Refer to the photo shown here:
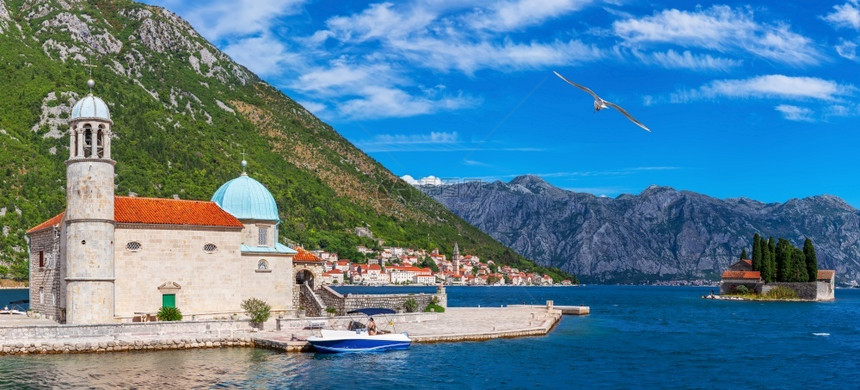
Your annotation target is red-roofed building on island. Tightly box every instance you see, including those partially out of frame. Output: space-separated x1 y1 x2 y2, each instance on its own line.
719 258 835 300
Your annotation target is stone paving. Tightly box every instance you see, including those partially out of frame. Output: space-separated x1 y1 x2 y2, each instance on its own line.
0 304 586 354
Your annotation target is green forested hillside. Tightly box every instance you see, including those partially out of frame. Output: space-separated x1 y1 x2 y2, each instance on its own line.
0 0 573 282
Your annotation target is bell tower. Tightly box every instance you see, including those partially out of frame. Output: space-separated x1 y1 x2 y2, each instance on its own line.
64 79 116 324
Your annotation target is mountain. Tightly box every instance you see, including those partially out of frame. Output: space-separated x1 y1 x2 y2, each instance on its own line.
421 175 860 285
0 0 570 282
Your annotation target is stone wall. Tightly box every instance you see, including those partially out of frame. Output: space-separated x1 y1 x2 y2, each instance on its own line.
28 228 63 321
758 282 832 301
317 286 445 315
0 319 253 340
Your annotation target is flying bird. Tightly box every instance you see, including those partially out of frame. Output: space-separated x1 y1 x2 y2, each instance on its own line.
553 71 651 132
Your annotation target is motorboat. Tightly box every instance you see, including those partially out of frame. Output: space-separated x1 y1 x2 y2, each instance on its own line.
307 308 411 353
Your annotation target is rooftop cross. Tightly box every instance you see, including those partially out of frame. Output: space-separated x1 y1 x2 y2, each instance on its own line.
240 150 247 175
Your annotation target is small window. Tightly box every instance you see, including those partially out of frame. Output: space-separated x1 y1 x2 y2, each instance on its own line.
258 227 268 246
126 241 142 251
39 287 44 304
39 251 45 268
256 259 271 273
203 243 217 253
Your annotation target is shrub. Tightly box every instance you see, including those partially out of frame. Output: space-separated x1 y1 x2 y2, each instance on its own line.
241 298 271 325
403 298 419 313
157 306 182 321
424 304 445 313
766 286 798 299
325 307 337 314
734 285 750 295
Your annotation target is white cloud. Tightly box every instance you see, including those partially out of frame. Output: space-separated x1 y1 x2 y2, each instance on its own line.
836 40 858 59
400 174 419 185
373 131 459 145
402 175 444 186
775 105 814 121
338 87 478 119
671 75 853 103
635 49 741 71
395 38 602 74
613 5 822 66
466 0 592 32
823 1 860 30
222 35 301 76
172 0 305 40
297 100 326 115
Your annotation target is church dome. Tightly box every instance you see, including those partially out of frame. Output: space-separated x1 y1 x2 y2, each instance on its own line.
211 174 279 221
71 95 111 120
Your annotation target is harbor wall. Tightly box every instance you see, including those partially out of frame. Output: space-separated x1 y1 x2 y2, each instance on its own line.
317 286 445 315
0 320 255 355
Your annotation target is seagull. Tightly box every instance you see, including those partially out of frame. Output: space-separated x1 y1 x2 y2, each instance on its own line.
553 71 651 132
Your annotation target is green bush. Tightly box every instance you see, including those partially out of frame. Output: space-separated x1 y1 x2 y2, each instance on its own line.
734 285 750 295
157 306 182 321
403 298 419 313
766 286 798 299
325 307 337 314
241 298 271 325
424 304 445 313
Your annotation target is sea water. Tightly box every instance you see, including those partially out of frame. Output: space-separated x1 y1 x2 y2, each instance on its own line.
0 286 858 389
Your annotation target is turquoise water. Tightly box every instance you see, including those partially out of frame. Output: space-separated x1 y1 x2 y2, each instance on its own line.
0 288 28 309
1 286 858 388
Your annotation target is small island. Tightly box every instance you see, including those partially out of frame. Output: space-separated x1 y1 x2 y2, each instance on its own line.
713 234 835 301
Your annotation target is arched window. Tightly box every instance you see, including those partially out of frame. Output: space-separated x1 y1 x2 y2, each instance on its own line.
83 124 93 157
257 259 269 271
73 126 79 158
96 127 105 158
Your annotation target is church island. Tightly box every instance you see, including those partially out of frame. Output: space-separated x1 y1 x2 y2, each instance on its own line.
25 81 305 324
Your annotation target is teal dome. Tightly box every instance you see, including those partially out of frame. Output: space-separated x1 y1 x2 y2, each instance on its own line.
71 95 111 120
211 174 279 221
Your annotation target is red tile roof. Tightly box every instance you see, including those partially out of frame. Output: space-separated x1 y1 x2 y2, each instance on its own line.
721 270 761 280
742 259 752 266
293 246 322 262
28 196 245 233
816 270 835 280
114 197 243 227
26 212 65 234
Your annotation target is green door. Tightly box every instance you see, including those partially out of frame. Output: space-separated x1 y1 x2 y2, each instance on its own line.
162 294 176 308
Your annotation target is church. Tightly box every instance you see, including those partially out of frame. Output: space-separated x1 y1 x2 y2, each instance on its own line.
26 81 300 324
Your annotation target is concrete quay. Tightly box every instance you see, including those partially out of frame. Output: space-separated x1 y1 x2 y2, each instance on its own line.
253 304 576 352
0 303 588 355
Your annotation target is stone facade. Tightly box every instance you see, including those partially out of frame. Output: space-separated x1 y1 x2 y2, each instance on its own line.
113 225 293 320
27 228 63 320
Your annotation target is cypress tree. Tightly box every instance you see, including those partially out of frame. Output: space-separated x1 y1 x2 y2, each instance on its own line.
792 247 808 282
766 237 776 283
775 238 792 282
751 233 762 271
741 249 748 261
803 238 818 282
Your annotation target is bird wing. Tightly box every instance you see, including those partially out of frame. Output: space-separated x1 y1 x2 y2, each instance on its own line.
553 71 602 101
603 101 651 132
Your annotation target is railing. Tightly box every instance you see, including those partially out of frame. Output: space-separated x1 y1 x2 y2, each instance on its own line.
301 283 325 316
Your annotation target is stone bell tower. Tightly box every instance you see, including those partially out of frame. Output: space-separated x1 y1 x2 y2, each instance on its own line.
64 79 116 324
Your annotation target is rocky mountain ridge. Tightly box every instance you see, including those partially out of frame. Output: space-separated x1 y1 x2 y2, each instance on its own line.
422 175 860 285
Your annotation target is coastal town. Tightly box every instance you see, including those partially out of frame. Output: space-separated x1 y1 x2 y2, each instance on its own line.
313 241 574 287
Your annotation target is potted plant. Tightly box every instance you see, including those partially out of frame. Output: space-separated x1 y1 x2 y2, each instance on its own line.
241 298 271 330
325 307 337 318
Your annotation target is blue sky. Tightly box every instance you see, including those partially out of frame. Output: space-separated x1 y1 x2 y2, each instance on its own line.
143 0 860 206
